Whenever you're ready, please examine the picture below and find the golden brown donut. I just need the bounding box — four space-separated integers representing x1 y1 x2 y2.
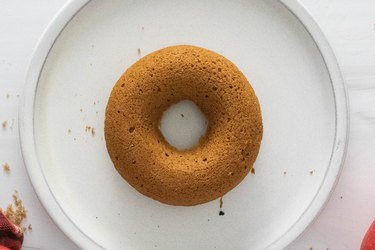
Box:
104 45 263 206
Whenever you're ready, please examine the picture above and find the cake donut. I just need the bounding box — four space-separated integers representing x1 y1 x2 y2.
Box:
105 45 263 206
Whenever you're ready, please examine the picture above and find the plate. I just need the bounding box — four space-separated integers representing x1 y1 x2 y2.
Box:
20 0 348 249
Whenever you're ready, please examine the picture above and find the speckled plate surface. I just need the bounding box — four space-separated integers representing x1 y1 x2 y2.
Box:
20 0 348 249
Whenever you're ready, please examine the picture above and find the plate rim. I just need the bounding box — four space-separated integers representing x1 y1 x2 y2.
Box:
19 0 349 249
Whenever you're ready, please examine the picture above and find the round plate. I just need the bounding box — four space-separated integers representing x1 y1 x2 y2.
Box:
20 0 348 249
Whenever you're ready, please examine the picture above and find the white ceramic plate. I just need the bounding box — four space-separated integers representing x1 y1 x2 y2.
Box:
20 0 348 249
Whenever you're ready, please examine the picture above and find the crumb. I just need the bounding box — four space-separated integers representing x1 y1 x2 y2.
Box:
180 113 184 117
28 224 32 231
141 26 144 30
90 63 93 66
310 170 315 175
85 126 91 132
137 48 141 56
85 126 95 136
67 129 71 134
157 225 160 228
340 196 343 199
283 171 287 175
16 94 19 98
3 191 27 227
2 120 7 129
80 108 83 112
94 101 96 105
74 138 76 141
251 168 255 174
3 162 10 173
6 93 10 99
96 111 98 114
219 211 225 216
95 216 98 219
219 197 223 209
207 219 210 222
310 248 313 250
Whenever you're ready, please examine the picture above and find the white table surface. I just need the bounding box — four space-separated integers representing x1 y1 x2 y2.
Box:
1 1 374 249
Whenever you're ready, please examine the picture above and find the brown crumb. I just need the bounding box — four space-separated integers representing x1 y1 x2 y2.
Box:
2 120 7 129
85 126 95 136
219 197 223 208
80 108 83 112
141 26 144 30
67 129 71 134
137 48 141 56
3 162 10 173
310 170 315 175
283 171 287 175
28 224 32 231
3 191 27 227
251 168 255 174
85 126 91 132
22 227 27 232
6 93 10 99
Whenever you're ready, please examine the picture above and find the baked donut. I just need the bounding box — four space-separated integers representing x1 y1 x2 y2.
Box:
105 45 262 206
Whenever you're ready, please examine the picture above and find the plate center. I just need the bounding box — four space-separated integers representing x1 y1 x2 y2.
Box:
159 99 208 150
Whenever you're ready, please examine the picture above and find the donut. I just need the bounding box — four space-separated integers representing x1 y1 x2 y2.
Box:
104 45 263 206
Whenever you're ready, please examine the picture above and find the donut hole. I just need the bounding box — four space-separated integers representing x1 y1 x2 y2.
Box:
159 100 208 151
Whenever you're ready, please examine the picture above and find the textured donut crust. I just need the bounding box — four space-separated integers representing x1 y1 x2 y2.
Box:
104 45 263 206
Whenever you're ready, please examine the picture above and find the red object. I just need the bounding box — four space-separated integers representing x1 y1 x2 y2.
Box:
361 220 375 250
0 211 23 250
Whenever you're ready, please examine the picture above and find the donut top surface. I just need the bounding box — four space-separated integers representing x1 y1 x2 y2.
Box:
104 45 263 206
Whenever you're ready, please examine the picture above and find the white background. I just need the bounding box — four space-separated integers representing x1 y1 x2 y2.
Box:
0 0 374 249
